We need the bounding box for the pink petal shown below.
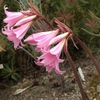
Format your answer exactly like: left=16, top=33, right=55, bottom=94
left=49, top=32, right=69, bottom=45
left=33, top=29, right=59, bottom=40
left=14, top=21, right=33, bottom=39
left=3, top=6, right=25, bottom=27
left=46, top=65, right=54, bottom=73
left=54, top=60, right=65, bottom=75
left=24, top=34, right=37, bottom=45
left=50, top=39, right=66, bottom=55
left=2, top=27, right=21, bottom=49
left=24, top=30, right=58, bottom=44
left=35, top=50, right=65, bottom=74
left=24, top=29, right=59, bottom=52
left=4, top=6, right=22, bottom=17
left=15, top=15, right=36, bottom=26
left=35, top=61, right=43, bottom=66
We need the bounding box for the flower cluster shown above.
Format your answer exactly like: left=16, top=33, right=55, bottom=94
left=24, top=29, right=70, bottom=74
left=2, top=3, right=73, bottom=74
left=2, top=2, right=100, bottom=100
left=2, top=3, right=42, bottom=49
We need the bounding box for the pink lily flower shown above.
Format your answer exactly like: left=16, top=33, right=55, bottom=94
left=35, top=32, right=70, bottom=74
left=35, top=39, right=66, bottom=74
left=3, top=6, right=25, bottom=27
left=24, top=29, right=59, bottom=52
left=3, top=5, right=37, bottom=28
left=2, top=20, right=35, bottom=49
left=2, top=5, right=37, bottom=49
left=2, top=27, right=21, bottom=49
left=2, top=13, right=37, bottom=49
left=13, top=15, right=36, bottom=40
left=15, top=15, right=36, bottom=26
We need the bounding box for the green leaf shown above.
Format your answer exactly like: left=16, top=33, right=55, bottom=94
left=14, top=73, right=20, bottom=78
left=11, top=75, right=17, bottom=81
left=3, top=73, right=11, bottom=78
left=81, top=28, right=100, bottom=37
left=89, top=10, right=100, bottom=25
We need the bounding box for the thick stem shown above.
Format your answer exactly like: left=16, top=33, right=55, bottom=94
left=64, top=46, right=86, bottom=100
left=73, top=35, right=100, bottom=75
left=43, top=18, right=54, bottom=30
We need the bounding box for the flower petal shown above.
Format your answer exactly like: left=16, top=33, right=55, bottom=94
left=49, top=32, right=69, bottom=45
left=50, top=39, right=66, bottom=55
left=15, top=15, right=36, bottom=26
left=54, top=60, right=65, bottom=75
left=46, top=65, right=54, bottom=73
left=4, top=6, right=24, bottom=27
left=14, top=21, right=32, bottom=39
left=25, top=29, right=59, bottom=52
left=24, top=34, right=37, bottom=45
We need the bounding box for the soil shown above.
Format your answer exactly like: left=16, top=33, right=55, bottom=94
left=0, top=55, right=100, bottom=100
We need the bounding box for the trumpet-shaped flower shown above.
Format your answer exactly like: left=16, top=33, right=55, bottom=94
left=2, top=27, right=21, bottom=49
left=35, top=39, right=66, bottom=74
left=2, top=21, right=35, bottom=49
left=15, top=15, right=36, bottom=26
left=24, top=29, right=59, bottom=52
left=3, top=6, right=25, bottom=27
left=2, top=6, right=37, bottom=49
left=35, top=32, right=70, bottom=74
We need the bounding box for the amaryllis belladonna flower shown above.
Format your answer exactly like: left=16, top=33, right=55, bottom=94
left=35, top=32, right=70, bottom=74
left=2, top=6, right=37, bottom=49
left=25, top=27, right=70, bottom=74
left=24, top=29, right=59, bottom=52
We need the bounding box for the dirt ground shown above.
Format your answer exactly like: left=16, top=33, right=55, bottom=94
left=0, top=55, right=100, bottom=100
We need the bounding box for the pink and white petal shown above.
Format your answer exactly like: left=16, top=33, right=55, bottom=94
left=4, top=6, right=22, bottom=17
left=41, top=53, right=56, bottom=65
left=8, top=35, right=20, bottom=49
left=25, top=29, right=59, bottom=51
left=36, top=35, right=54, bottom=47
left=15, top=15, right=36, bottom=26
left=40, top=46, right=50, bottom=52
left=49, top=32, right=69, bottom=45
left=13, top=39, right=20, bottom=49
left=58, top=57, right=64, bottom=63
left=19, top=42, right=25, bottom=47
left=35, top=47, right=41, bottom=52
left=35, top=61, right=43, bottom=66
left=35, top=30, right=59, bottom=49
left=24, top=31, right=51, bottom=44
left=35, top=45, right=50, bottom=52
left=2, top=28, right=9, bottom=35
left=24, top=34, right=37, bottom=45
left=43, top=56, right=55, bottom=66
left=2, top=27, right=14, bottom=36
left=4, top=13, right=23, bottom=21
left=4, top=15, right=24, bottom=27
left=33, top=29, right=59, bottom=40
left=54, top=60, right=65, bottom=75
left=50, top=39, right=65, bottom=55
left=46, top=65, right=54, bottom=73
left=4, top=12, right=24, bottom=24
left=34, top=31, right=53, bottom=39
left=14, top=21, right=32, bottom=39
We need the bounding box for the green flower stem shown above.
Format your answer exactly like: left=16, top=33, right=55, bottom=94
left=73, top=35, right=100, bottom=75
left=21, top=47, right=36, bottom=60
left=64, top=45, right=86, bottom=100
